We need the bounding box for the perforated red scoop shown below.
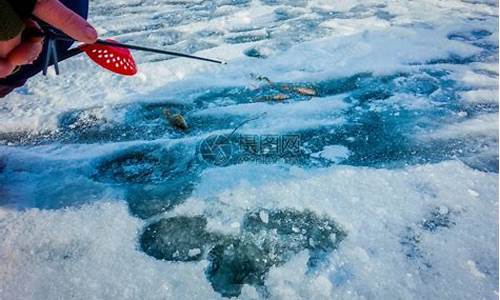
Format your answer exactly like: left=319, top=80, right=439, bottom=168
left=80, top=39, right=137, bottom=76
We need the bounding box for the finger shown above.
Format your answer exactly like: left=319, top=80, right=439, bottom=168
left=7, top=40, right=44, bottom=66
left=33, top=0, right=98, bottom=43
left=0, top=35, right=21, bottom=58
left=22, top=19, right=44, bottom=43
left=0, top=59, right=15, bottom=79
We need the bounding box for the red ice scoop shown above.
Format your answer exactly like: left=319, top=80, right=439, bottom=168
left=80, top=40, right=137, bottom=76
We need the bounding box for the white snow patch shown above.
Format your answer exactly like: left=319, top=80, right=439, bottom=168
left=421, top=113, right=498, bottom=140
left=459, top=89, right=499, bottom=104
left=0, top=202, right=223, bottom=300
left=311, top=145, right=351, bottom=163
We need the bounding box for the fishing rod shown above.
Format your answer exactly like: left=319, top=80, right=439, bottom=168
left=95, top=39, right=226, bottom=65
left=30, top=26, right=226, bottom=76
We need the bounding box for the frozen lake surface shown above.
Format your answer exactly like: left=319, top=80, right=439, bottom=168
left=0, top=0, right=498, bottom=299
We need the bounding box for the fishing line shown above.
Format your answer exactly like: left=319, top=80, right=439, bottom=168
left=227, top=112, right=267, bottom=138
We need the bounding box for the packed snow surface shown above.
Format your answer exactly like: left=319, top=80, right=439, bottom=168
left=0, top=0, right=498, bottom=299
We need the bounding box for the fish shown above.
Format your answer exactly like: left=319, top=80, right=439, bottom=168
left=294, top=87, right=316, bottom=96
left=163, top=109, right=188, bottom=130
left=268, top=94, right=289, bottom=101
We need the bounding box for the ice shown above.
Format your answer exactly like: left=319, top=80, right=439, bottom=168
left=259, top=210, right=269, bottom=224
left=0, top=0, right=498, bottom=299
left=140, top=216, right=218, bottom=262
left=460, top=89, right=499, bottom=104
left=1, top=162, right=497, bottom=299
left=310, top=145, right=351, bottom=163
left=137, top=207, right=345, bottom=297
left=189, top=248, right=202, bottom=257
left=466, top=260, right=487, bottom=279
left=266, top=252, right=334, bottom=300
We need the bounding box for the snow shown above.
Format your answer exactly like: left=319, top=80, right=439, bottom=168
left=0, top=162, right=497, bottom=299
left=259, top=210, right=269, bottom=224
left=460, top=89, right=499, bottom=104
left=189, top=248, right=202, bottom=257
left=311, top=145, right=351, bottom=163
left=422, top=113, right=498, bottom=140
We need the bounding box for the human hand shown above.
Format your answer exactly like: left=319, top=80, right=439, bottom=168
left=0, top=0, right=98, bottom=79
left=0, top=19, right=44, bottom=77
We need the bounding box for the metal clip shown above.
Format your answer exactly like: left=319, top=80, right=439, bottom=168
left=42, top=37, right=59, bottom=76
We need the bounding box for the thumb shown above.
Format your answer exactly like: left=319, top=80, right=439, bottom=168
left=33, top=0, right=98, bottom=43
left=0, top=59, right=15, bottom=79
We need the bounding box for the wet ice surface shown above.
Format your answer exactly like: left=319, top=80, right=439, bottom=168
left=141, top=209, right=345, bottom=297
left=0, top=0, right=498, bottom=299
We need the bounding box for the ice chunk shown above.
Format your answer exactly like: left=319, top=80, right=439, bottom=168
left=259, top=210, right=269, bottom=224
left=188, top=248, right=202, bottom=257
left=140, top=216, right=219, bottom=262
left=311, top=145, right=351, bottom=163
